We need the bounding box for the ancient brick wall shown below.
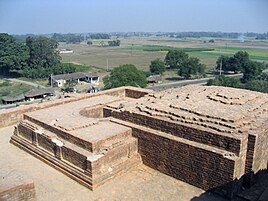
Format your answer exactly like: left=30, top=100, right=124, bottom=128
left=253, top=131, right=268, bottom=172
left=79, top=105, right=104, bottom=118
left=37, top=134, right=54, bottom=154
left=17, top=123, right=33, bottom=142
left=245, top=134, right=256, bottom=174
left=107, top=109, right=242, bottom=155
left=23, top=115, right=94, bottom=151
left=125, top=87, right=151, bottom=99
left=131, top=127, right=236, bottom=190
left=0, top=87, right=151, bottom=128
left=0, top=98, right=77, bottom=128
left=61, top=146, right=87, bottom=170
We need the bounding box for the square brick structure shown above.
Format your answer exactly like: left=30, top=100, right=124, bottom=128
left=10, top=86, right=268, bottom=199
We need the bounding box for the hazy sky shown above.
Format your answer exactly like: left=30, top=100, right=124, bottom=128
left=0, top=0, right=267, bottom=34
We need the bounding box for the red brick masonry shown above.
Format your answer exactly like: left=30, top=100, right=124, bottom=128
left=7, top=86, right=268, bottom=199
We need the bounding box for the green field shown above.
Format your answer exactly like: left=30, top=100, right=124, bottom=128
left=59, top=37, right=268, bottom=76
left=128, top=45, right=215, bottom=52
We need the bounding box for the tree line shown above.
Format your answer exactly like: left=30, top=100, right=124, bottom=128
left=208, top=51, right=268, bottom=92
left=87, top=33, right=110, bottom=39
left=0, top=33, right=88, bottom=79
left=52, top=33, right=84, bottom=43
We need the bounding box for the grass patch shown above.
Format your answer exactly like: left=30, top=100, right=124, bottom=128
left=61, top=63, right=92, bottom=72
left=128, top=45, right=214, bottom=52
left=189, top=50, right=268, bottom=62
left=214, top=47, right=268, bottom=59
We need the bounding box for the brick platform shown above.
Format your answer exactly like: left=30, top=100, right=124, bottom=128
left=10, top=86, right=268, bottom=199
left=10, top=94, right=142, bottom=190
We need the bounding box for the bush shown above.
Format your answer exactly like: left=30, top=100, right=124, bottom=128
left=244, top=79, right=268, bottom=93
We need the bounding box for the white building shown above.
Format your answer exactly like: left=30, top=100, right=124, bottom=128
left=50, top=72, right=99, bottom=87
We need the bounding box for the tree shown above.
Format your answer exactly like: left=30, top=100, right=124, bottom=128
left=216, top=55, right=231, bottom=73
left=149, top=58, right=165, bottom=74
left=232, top=51, right=250, bottom=73
left=164, top=50, right=188, bottom=69
left=87, top=41, right=93, bottom=45
left=0, top=33, right=29, bottom=75
left=108, top=40, right=120, bottom=46
left=103, top=64, right=147, bottom=89
left=165, top=50, right=206, bottom=79
left=216, top=51, right=250, bottom=74
left=178, top=57, right=205, bottom=79
left=26, top=36, right=61, bottom=68
left=242, top=60, right=264, bottom=82
left=244, top=79, right=268, bottom=93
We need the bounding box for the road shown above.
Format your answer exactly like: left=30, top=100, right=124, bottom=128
left=147, top=78, right=211, bottom=90
left=7, top=78, right=46, bottom=88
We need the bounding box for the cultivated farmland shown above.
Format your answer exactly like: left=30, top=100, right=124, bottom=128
left=59, top=37, right=268, bottom=73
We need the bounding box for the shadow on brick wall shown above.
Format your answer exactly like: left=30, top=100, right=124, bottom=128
left=191, top=169, right=268, bottom=201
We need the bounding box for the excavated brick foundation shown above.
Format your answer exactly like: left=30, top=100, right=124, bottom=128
left=10, top=86, right=268, bottom=199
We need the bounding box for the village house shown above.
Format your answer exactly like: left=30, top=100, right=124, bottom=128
left=50, top=72, right=99, bottom=87
left=2, top=94, right=25, bottom=104
left=24, top=88, right=55, bottom=101
left=1, top=88, right=54, bottom=104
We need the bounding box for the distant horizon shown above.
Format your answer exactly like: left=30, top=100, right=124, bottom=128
left=1, top=0, right=267, bottom=34
left=7, top=31, right=268, bottom=36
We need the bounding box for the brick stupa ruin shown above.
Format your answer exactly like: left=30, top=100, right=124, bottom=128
left=10, top=86, right=268, bottom=198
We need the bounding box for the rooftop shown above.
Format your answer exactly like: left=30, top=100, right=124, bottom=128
left=25, top=87, right=54, bottom=98
left=51, top=72, right=99, bottom=81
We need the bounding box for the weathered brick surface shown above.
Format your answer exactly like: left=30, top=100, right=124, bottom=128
left=0, top=178, right=35, bottom=201
left=80, top=105, right=104, bottom=118
left=125, top=87, right=151, bottom=99
left=0, top=86, right=151, bottom=128
left=111, top=119, right=237, bottom=190
left=107, top=109, right=242, bottom=155
left=8, top=85, right=268, bottom=200
left=61, top=146, right=87, bottom=170
left=245, top=134, right=256, bottom=174
left=10, top=95, right=142, bottom=190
